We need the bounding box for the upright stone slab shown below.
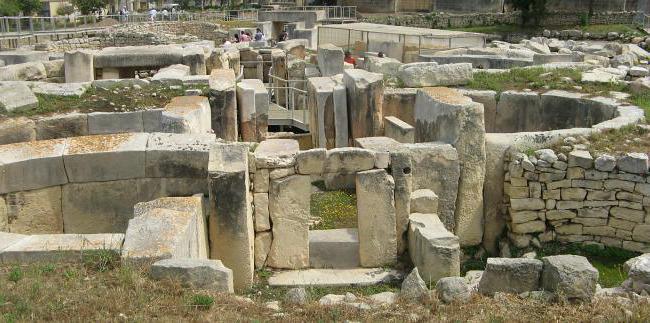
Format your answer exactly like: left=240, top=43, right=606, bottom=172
left=391, top=149, right=413, bottom=254
left=317, top=44, right=344, bottom=76
left=408, top=213, right=461, bottom=284
left=236, top=79, right=269, bottom=142
left=414, top=88, right=486, bottom=246
left=64, top=50, right=94, bottom=83
left=356, top=169, right=397, bottom=267
left=343, top=69, right=384, bottom=141
left=207, top=143, right=254, bottom=291
left=162, top=96, right=212, bottom=134
left=208, top=69, right=237, bottom=141
left=271, top=50, right=288, bottom=106
left=266, top=175, right=310, bottom=269
left=307, top=76, right=348, bottom=149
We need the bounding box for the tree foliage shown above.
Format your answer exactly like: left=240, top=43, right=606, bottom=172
left=510, top=0, right=547, bottom=26
left=71, top=0, right=108, bottom=14
left=0, top=0, right=42, bottom=16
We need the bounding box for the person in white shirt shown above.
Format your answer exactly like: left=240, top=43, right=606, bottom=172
left=149, top=8, right=157, bottom=22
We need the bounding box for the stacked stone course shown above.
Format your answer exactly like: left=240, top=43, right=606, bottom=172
left=505, top=148, right=650, bottom=253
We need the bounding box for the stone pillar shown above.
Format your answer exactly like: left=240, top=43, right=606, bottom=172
left=288, top=57, right=306, bottom=111
left=317, top=43, right=344, bottom=77
left=208, top=143, right=254, bottom=291
left=236, top=79, right=268, bottom=142
left=307, top=76, right=348, bottom=149
left=208, top=69, right=238, bottom=141
left=391, top=150, right=413, bottom=255
left=240, top=48, right=263, bottom=81
left=182, top=48, right=207, bottom=76
left=343, top=69, right=384, bottom=143
left=356, top=169, right=397, bottom=267
left=271, top=50, right=288, bottom=108
left=266, top=174, right=310, bottom=269
left=414, top=88, right=486, bottom=246
left=64, top=50, right=94, bottom=83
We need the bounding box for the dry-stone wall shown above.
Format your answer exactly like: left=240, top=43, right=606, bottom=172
left=505, top=149, right=650, bottom=253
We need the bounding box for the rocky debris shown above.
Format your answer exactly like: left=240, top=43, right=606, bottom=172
left=435, top=276, right=471, bottom=304
left=150, top=258, right=234, bottom=293
left=541, top=255, right=599, bottom=302
left=0, top=82, right=38, bottom=113
left=624, top=254, right=650, bottom=295
left=400, top=268, right=428, bottom=302
left=319, top=294, right=346, bottom=306
left=368, top=292, right=397, bottom=306
left=285, top=287, right=309, bottom=305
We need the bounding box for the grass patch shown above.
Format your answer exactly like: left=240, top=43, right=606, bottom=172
left=467, top=67, right=628, bottom=94
left=189, top=294, right=215, bottom=308
left=452, top=24, right=538, bottom=34
left=7, top=84, right=206, bottom=118
left=631, top=91, right=650, bottom=120
left=579, top=24, right=643, bottom=36
left=82, top=249, right=120, bottom=272
left=310, top=188, right=357, bottom=230
left=582, top=125, right=650, bottom=156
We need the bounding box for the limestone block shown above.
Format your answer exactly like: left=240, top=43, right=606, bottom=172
left=410, top=189, right=439, bottom=214
left=309, top=229, right=360, bottom=269
left=207, top=143, right=254, bottom=291
left=253, top=193, right=270, bottom=232
left=511, top=198, right=545, bottom=211
left=541, top=255, right=599, bottom=301
left=0, top=232, right=26, bottom=251
left=160, top=96, right=211, bottom=135
left=561, top=188, right=587, bottom=200
left=63, top=133, right=148, bottom=182
left=35, top=113, right=88, bottom=140
left=398, top=62, right=472, bottom=87
left=478, top=258, right=543, bottom=295
left=0, top=233, right=123, bottom=264
left=151, top=258, right=233, bottom=293
left=64, top=50, right=94, bottom=83
left=236, top=79, right=268, bottom=142
left=253, top=169, right=270, bottom=193
left=384, top=116, right=415, bottom=144
left=391, top=149, right=413, bottom=255
left=208, top=69, right=238, bottom=141
left=354, top=136, right=402, bottom=169
left=494, top=91, right=541, bottom=133
left=617, top=153, right=649, bottom=174
left=343, top=69, right=384, bottom=140
left=254, top=231, right=272, bottom=269
left=307, top=76, right=348, bottom=149
left=611, top=207, right=645, bottom=223
left=414, top=87, right=486, bottom=246
left=145, top=132, right=215, bottom=178
left=0, top=138, right=68, bottom=194
left=323, top=147, right=375, bottom=174
left=406, top=143, right=460, bottom=232
left=408, top=213, right=460, bottom=284
left=152, top=64, right=190, bottom=85
left=31, top=82, right=90, bottom=97
left=0, top=82, right=38, bottom=113
left=296, top=148, right=326, bottom=174
left=87, top=111, right=144, bottom=134
left=0, top=117, right=36, bottom=145
left=511, top=221, right=546, bottom=234
left=182, top=48, right=207, bottom=75
left=568, top=150, right=593, bottom=169
left=356, top=169, right=397, bottom=267
left=0, top=62, right=46, bottom=81
left=383, top=88, right=417, bottom=127
left=317, top=44, right=344, bottom=76
left=266, top=175, right=310, bottom=269
left=254, top=139, right=299, bottom=169
left=5, top=186, right=63, bottom=234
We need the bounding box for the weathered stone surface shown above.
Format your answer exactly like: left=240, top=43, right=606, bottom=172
left=34, top=113, right=88, bottom=140
left=254, top=139, right=299, bottom=169
left=409, top=213, right=460, bottom=284
left=633, top=225, right=650, bottom=243
left=0, top=233, right=123, bottom=264
left=296, top=148, right=326, bottom=174
left=236, top=79, right=268, bottom=142
left=617, top=153, right=648, bottom=174
left=611, top=207, right=645, bottom=223
left=268, top=268, right=401, bottom=287
left=398, top=63, right=472, bottom=87
left=410, top=189, right=439, bottom=214
left=162, top=96, right=212, bottom=134
left=384, top=116, right=415, bottom=144
left=511, top=220, right=546, bottom=234
left=323, top=147, right=375, bottom=173
left=0, top=117, right=36, bottom=145
left=436, top=276, right=471, bottom=304
left=478, top=258, right=543, bottom=295
left=568, top=150, right=593, bottom=169
left=64, top=50, right=94, bottom=83
left=541, top=255, right=599, bottom=301
left=208, top=69, right=238, bottom=141
left=0, top=232, right=26, bottom=251
left=285, top=287, right=309, bottom=305
left=343, top=69, right=384, bottom=140
left=0, top=138, right=67, bottom=194
left=63, top=133, right=148, bottom=182
left=309, top=229, right=360, bottom=269
left=414, top=87, right=485, bottom=245
left=5, top=186, right=63, bottom=234
left=254, top=231, right=272, bottom=269
left=31, top=82, right=90, bottom=97
left=365, top=55, right=402, bottom=75
left=0, top=82, right=38, bottom=113
left=145, top=132, right=214, bottom=178
left=266, top=175, right=310, bottom=269
left=152, top=64, right=190, bottom=85
left=253, top=193, right=270, bottom=232
left=150, top=258, right=233, bottom=293
left=511, top=198, right=545, bottom=211
left=317, top=44, right=344, bottom=76
left=87, top=111, right=143, bottom=134
left=208, top=143, right=254, bottom=291
left=391, top=149, right=413, bottom=255
left=307, top=76, right=348, bottom=149
left=400, top=268, right=428, bottom=301
left=357, top=169, right=397, bottom=267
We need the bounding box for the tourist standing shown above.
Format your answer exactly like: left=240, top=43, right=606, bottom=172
left=278, top=30, right=288, bottom=42
left=254, top=28, right=265, bottom=41
left=344, top=51, right=356, bottom=67
left=149, top=8, right=158, bottom=22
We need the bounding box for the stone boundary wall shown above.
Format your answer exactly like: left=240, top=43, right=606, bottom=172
left=0, top=95, right=212, bottom=146
left=0, top=132, right=216, bottom=235
left=504, top=149, right=650, bottom=253
left=360, top=11, right=637, bottom=29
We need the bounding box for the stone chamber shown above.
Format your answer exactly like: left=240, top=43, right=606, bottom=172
left=1, top=9, right=650, bottom=307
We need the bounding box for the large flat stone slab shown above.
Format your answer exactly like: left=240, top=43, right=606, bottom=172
left=268, top=268, right=402, bottom=287
left=0, top=232, right=27, bottom=251
left=63, top=133, right=149, bottom=182
left=254, top=139, right=299, bottom=169
left=0, top=233, right=124, bottom=264
left=145, top=132, right=215, bottom=178
left=0, top=138, right=68, bottom=194
left=309, top=229, right=360, bottom=269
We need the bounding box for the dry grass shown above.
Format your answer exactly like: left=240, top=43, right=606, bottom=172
left=1, top=258, right=650, bottom=322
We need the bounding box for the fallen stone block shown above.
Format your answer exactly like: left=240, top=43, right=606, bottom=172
left=0, top=62, right=47, bottom=81
left=0, top=82, right=38, bottom=113
left=152, top=64, right=190, bottom=85
left=478, top=258, right=543, bottom=295
left=410, top=189, right=439, bottom=214
left=30, top=82, right=90, bottom=97
left=541, top=255, right=599, bottom=301
left=436, top=276, right=471, bottom=304
left=150, top=258, right=233, bottom=293
left=408, top=213, right=460, bottom=284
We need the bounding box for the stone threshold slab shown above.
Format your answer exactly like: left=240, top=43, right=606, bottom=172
left=268, top=268, right=403, bottom=287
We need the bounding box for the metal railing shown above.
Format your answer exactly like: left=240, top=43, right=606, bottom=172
left=286, top=6, right=357, bottom=21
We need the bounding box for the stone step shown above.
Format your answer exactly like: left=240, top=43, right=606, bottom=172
left=309, top=228, right=360, bottom=269
left=268, top=268, right=403, bottom=287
